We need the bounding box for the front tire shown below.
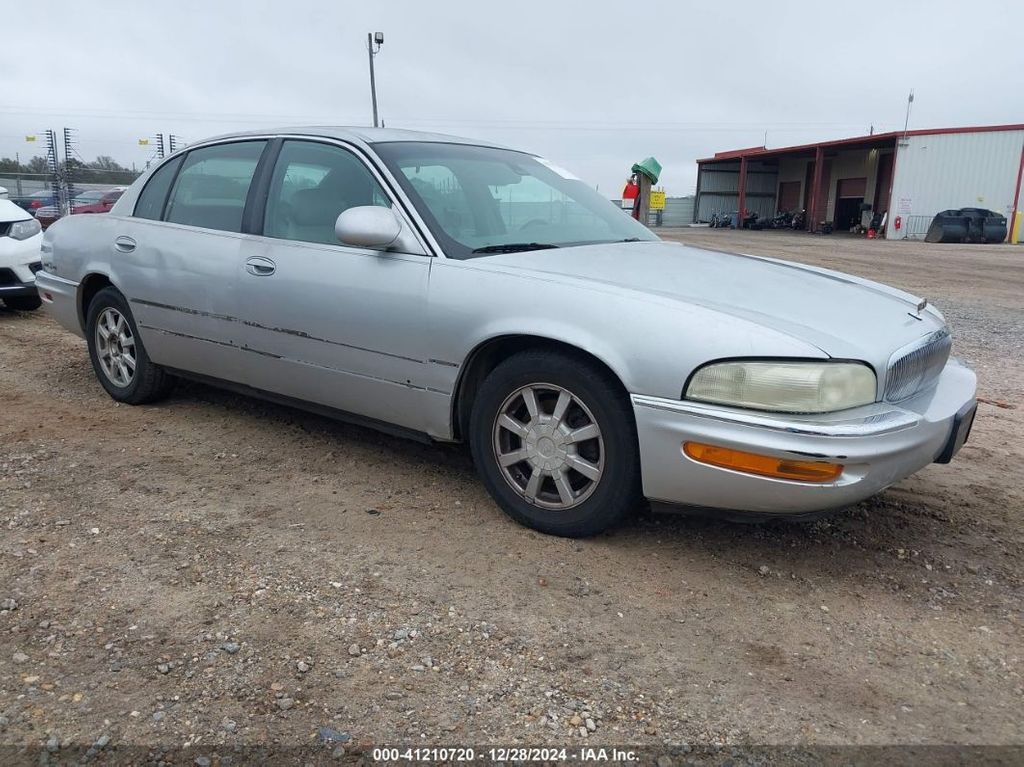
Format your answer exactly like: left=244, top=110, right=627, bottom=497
left=469, top=349, right=641, bottom=537
left=3, top=295, right=42, bottom=311
left=85, top=286, right=174, bottom=404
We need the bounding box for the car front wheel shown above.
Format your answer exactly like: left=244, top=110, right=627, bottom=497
left=469, top=349, right=641, bottom=537
left=85, top=286, right=174, bottom=404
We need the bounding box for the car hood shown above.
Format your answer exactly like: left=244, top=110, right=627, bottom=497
left=0, top=199, right=31, bottom=223
left=473, top=240, right=945, bottom=360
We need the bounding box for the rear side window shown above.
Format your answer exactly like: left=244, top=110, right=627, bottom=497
left=164, top=141, right=267, bottom=233
left=134, top=156, right=183, bottom=220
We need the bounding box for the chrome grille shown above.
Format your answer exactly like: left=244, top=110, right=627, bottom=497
left=884, top=329, right=952, bottom=402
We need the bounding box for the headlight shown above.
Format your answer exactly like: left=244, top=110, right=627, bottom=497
left=686, top=360, right=877, bottom=413
left=8, top=218, right=42, bottom=240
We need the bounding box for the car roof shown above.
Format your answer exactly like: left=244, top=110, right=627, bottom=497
left=189, top=126, right=514, bottom=151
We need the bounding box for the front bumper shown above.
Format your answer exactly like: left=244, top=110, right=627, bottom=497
left=0, top=264, right=42, bottom=298
left=631, top=358, right=977, bottom=515
left=0, top=233, right=43, bottom=297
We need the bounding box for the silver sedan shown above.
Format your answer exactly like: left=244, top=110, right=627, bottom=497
left=36, top=127, right=977, bottom=536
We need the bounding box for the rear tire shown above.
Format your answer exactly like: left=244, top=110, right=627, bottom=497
left=85, top=286, right=174, bottom=404
left=3, top=295, right=42, bottom=311
left=469, top=349, right=641, bottom=537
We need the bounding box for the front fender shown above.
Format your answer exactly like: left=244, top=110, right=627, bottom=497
left=425, top=259, right=826, bottom=433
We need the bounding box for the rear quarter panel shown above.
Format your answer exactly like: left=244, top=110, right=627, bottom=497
left=44, top=213, right=124, bottom=287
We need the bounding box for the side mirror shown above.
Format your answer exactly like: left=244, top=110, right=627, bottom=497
left=335, top=206, right=402, bottom=250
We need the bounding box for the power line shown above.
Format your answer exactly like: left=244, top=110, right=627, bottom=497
left=0, top=104, right=892, bottom=132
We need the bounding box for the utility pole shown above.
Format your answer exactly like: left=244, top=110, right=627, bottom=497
left=155, top=133, right=165, bottom=159
left=366, top=32, right=384, bottom=127
left=44, top=129, right=60, bottom=209
left=902, top=89, right=914, bottom=141
left=63, top=128, right=77, bottom=212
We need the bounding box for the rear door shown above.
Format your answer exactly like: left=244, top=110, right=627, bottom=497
left=115, top=140, right=269, bottom=383
left=236, top=138, right=435, bottom=432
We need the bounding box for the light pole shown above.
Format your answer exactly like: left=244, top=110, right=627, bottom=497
left=367, top=32, right=383, bottom=128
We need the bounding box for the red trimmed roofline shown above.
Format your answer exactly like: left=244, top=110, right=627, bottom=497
left=697, top=123, right=1024, bottom=164
left=711, top=145, right=766, bottom=160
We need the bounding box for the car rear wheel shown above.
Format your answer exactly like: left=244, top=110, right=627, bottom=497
left=86, top=286, right=174, bottom=404
left=3, top=295, right=42, bottom=311
left=469, top=349, right=641, bottom=537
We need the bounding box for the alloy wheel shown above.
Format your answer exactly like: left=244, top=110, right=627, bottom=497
left=492, top=383, right=605, bottom=510
left=94, top=307, right=136, bottom=388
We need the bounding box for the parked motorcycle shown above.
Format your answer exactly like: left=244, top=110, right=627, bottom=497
left=765, top=211, right=793, bottom=229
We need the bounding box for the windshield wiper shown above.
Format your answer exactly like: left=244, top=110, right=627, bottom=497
left=470, top=242, right=560, bottom=254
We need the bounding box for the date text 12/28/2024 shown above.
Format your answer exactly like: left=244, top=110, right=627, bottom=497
left=372, top=747, right=639, bottom=762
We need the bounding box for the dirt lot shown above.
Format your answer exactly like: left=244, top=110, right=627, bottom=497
left=1, top=231, right=1022, bottom=760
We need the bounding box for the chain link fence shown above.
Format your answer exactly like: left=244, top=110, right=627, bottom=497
left=1, top=171, right=139, bottom=208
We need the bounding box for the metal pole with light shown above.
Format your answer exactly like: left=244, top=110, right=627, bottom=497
left=367, top=32, right=383, bottom=128
left=902, top=89, right=914, bottom=141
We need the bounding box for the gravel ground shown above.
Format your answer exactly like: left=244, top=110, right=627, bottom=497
left=1, top=231, right=1022, bottom=762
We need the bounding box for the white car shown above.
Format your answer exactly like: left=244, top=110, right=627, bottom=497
left=0, top=198, right=43, bottom=310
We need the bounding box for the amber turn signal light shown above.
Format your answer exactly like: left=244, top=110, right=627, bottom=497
left=682, top=442, right=843, bottom=483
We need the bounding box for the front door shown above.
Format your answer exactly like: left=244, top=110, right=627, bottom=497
left=237, top=139, right=434, bottom=433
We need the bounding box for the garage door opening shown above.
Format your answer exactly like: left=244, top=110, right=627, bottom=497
left=834, top=177, right=867, bottom=231
left=777, top=180, right=800, bottom=213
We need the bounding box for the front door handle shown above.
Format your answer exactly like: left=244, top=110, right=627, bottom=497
left=244, top=256, right=276, bottom=276
left=114, top=235, right=136, bottom=253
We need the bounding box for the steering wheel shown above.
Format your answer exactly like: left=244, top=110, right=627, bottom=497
left=519, top=218, right=550, bottom=231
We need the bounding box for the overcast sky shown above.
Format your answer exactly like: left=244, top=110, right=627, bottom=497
left=3, top=0, right=1022, bottom=195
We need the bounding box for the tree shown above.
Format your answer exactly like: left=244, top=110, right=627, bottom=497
left=90, top=155, right=128, bottom=173
left=0, top=153, right=140, bottom=185
left=25, top=156, right=50, bottom=174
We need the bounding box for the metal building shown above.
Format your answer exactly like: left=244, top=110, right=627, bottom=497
left=694, top=124, right=1024, bottom=241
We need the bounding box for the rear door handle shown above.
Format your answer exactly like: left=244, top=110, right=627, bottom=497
left=114, top=235, right=136, bottom=253
left=244, top=256, right=276, bottom=276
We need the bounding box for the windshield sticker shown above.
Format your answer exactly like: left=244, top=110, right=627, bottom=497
left=535, top=157, right=581, bottom=181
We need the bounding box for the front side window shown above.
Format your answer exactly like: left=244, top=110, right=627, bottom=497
left=264, top=140, right=390, bottom=245
left=374, top=142, right=657, bottom=259
left=164, top=141, right=267, bottom=232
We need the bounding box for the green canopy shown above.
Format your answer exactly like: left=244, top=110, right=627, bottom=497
left=631, top=156, right=662, bottom=184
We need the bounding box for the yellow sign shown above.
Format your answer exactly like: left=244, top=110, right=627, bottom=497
left=25, top=135, right=36, bottom=142
left=650, top=190, right=666, bottom=210
left=138, top=138, right=150, bottom=146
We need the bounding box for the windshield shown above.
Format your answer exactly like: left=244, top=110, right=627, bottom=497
left=373, top=142, right=657, bottom=259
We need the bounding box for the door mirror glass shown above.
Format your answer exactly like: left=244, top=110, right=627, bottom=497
left=335, top=206, right=402, bottom=249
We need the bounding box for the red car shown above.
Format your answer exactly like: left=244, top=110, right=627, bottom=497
left=35, top=187, right=126, bottom=229
left=74, top=187, right=126, bottom=214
